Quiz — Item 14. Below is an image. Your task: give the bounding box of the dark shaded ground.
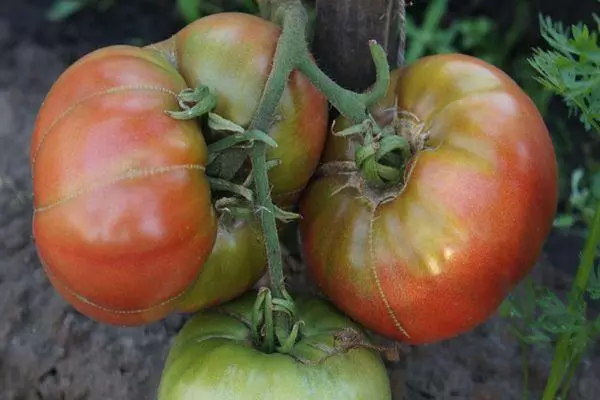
[1,1,599,399]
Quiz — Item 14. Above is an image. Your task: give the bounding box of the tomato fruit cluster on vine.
[31,12,328,326]
[30,7,557,400]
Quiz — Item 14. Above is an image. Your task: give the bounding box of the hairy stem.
[247,0,393,346]
[248,4,303,301]
[297,41,390,124]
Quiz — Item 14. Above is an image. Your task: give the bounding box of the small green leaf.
[208,113,246,134]
[498,296,519,319]
[46,0,88,21]
[273,205,301,223]
[245,130,278,148]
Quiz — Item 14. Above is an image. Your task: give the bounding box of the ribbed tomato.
[30,45,217,325]
[299,54,558,344]
[158,293,392,400]
[30,12,329,325]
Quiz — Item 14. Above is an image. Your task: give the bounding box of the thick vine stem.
[248,0,393,346]
[297,41,391,123]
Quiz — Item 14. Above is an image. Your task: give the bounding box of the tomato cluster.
[30,9,557,400]
[31,12,328,326]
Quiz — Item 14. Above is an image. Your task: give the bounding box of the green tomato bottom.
[158,293,392,400]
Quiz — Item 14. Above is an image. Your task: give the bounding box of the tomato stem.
[297,42,391,124]
[248,0,393,347]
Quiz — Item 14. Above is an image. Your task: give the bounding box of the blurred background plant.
[499,9,599,400]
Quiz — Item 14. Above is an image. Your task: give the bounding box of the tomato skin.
[158,293,392,400]
[30,45,217,326]
[150,12,329,207]
[299,54,558,344]
[176,215,266,313]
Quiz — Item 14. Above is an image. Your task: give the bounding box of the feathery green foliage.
[501,8,600,399]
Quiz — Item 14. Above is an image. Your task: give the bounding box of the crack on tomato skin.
[31,85,181,171]
[33,163,206,213]
[367,205,410,340]
[38,255,190,315]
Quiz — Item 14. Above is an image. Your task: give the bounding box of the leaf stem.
[559,350,585,400]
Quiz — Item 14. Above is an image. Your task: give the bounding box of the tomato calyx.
[244,288,400,365]
[331,107,431,193]
[251,287,301,354]
[296,328,402,366]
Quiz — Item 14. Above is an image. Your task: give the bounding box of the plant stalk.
[543,199,600,399]
[247,0,392,345]
[248,3,304,302]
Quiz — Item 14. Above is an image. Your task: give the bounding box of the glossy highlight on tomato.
[299,54,558,345]
[158,293,392,400]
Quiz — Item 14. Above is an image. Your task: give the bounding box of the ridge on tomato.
[299,53,558,345]
[158,292,392,400]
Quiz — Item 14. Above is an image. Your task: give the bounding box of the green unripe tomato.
[158,293,392,400]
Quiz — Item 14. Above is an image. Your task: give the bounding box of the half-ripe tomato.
[299,54,558,344]
[158,293,392,399]
[176,214,266,313]
[148,12,329,207]
[30,45,218,325]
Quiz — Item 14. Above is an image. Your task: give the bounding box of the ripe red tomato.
[30,45,218,326]
[149,12,329,207]
[299,54,558,344]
